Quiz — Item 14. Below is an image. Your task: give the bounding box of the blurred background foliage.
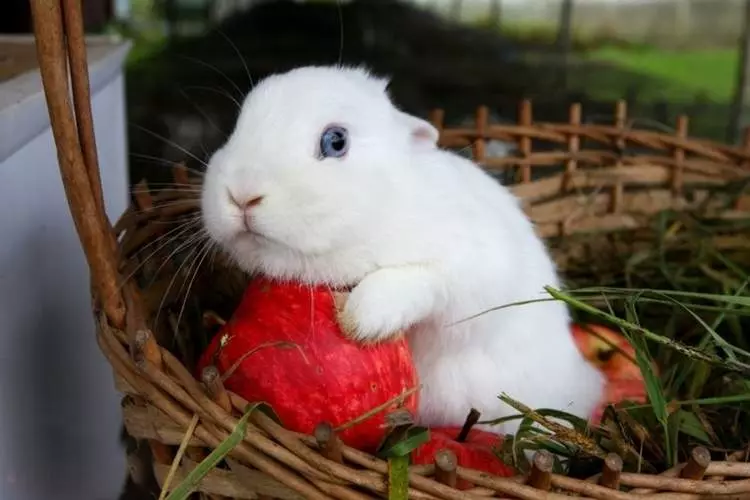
[81,0,749,187]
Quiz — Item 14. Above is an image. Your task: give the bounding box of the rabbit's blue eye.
[319,126,349,159]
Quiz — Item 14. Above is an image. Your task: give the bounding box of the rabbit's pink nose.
[228,191,265,233]
[242,195,264,208]
[228,190,264,210]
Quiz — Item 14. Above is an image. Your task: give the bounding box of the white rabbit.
[200,65,605,436]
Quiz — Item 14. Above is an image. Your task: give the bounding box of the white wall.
[0,40,131,500]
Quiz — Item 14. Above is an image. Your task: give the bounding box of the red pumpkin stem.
[456,408,481,443]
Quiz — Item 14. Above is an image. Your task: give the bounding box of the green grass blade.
[388,456,410,500]
[685,361,713,402]
[622,297,673,465]
[545,286,750,373]
[624,298,667,423]
[378,426,430,459]
[669,393,750,407]
[650,291,750,361]
[454,290,750,328]
[165,403,268,500]
[673,409,712,445]
[479,413,525,426]
[588,298,750,316]
[671,279,750,394]
[711,251,750,282]
[567,287,750,308]
[666,410,680,466]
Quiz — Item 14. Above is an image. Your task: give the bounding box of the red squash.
[572,323,652,424]
[411,427,515,489]
[197,276,419,452]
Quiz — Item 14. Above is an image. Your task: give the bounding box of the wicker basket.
[30,1,750,499]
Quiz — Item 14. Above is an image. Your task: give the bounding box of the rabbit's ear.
[396,110,439,147]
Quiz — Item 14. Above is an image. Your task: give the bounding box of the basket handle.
[30,0,126,328]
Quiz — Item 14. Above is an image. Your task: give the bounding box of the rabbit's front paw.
[335,265,444,344]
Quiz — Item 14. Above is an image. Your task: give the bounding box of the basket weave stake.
[30,0,125,327]
[31,1,750,498]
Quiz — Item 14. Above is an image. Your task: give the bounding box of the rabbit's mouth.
[233,224,298,254]
[226,209,275,246]
[234,227,273,245]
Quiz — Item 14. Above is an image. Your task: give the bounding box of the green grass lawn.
[493,19,739,104]
[586,46,738,103]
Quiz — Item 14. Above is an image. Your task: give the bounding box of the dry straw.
[30,0,750,497]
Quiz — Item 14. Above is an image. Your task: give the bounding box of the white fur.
[201,65,605,436]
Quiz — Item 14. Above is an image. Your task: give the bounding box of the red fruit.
[411,427,515,489]
[197,276,419,452]
[571,323,653,423]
